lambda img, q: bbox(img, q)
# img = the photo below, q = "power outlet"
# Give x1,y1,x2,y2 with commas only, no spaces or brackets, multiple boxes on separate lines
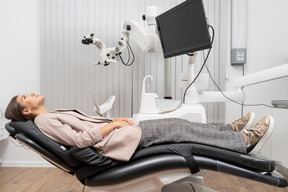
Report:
231,48,246,65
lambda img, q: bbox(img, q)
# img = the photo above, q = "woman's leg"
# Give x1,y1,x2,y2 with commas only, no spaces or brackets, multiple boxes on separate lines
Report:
138,118,247,153
190,112,255,132
183,121,231,131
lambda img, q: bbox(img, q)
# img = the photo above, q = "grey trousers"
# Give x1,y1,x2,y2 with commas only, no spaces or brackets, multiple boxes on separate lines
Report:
138,118,247,153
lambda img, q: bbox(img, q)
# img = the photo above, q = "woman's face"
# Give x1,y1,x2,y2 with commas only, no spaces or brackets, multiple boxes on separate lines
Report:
16,93,45,112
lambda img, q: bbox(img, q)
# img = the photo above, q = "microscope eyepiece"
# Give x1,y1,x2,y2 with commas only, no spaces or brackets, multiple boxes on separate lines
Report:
82,38,93,45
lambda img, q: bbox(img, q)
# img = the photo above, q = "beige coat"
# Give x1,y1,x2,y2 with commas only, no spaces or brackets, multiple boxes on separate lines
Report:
34,109,142,161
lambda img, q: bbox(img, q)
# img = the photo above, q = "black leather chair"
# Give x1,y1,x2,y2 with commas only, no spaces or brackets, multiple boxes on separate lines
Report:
5,120,288,192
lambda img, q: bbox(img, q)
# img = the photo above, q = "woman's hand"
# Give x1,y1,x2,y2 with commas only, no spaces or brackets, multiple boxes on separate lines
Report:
100,118,135,138
113,118,135,126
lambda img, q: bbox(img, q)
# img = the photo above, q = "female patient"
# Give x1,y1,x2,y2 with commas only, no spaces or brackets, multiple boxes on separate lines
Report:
5,93,274,161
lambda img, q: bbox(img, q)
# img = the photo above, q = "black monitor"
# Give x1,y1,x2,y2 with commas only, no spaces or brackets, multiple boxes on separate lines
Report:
156,0,211,58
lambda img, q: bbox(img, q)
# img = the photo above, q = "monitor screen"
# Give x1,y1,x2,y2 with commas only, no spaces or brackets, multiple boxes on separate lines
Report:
156,0,211,58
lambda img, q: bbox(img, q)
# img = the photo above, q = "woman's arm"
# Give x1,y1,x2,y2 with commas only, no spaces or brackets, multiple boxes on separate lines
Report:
35,114,128,148
35,114,134,148
100,120,131,137
113,118,135,126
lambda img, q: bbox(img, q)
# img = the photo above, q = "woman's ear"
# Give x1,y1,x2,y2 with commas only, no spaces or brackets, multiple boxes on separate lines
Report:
22,108,32,116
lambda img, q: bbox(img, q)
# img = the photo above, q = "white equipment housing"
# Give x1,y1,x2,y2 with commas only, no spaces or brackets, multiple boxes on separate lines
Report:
82,6,162,66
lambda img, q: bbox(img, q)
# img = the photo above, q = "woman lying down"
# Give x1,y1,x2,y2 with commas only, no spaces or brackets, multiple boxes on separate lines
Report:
5,93,274,161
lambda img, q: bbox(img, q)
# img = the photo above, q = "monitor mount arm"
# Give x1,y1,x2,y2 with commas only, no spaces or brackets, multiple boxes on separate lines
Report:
81,6,162,66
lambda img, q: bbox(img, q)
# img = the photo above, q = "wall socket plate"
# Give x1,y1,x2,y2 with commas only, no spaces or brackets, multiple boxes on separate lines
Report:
231,48,246,65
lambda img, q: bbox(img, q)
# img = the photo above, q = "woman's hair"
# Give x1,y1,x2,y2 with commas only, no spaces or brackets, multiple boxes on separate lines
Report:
5,96,30,121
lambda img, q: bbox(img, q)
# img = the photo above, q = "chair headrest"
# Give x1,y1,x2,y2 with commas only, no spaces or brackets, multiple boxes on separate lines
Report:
5,122,19,139
6,120,81,167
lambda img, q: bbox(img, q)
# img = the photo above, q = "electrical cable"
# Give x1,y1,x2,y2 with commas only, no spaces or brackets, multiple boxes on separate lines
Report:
241,64,245,117
182,25,215,103
183,25,284,112
82,185,86,192
119,42,135,66
202,53,285,111
119,44,131,65
189,183,196,192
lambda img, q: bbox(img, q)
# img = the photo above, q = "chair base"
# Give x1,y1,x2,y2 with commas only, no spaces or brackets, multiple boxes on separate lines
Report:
89,169,216,192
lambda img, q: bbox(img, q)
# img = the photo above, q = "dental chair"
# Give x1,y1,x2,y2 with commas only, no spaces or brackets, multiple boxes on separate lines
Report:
5,120,288,192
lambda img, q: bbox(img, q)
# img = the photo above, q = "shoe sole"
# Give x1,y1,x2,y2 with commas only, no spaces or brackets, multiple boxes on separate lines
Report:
243,112,255,130
248,115,274,156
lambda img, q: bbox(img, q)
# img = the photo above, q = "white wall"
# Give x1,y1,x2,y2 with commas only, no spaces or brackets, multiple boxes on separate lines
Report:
225,0,288,157
0,0,51,166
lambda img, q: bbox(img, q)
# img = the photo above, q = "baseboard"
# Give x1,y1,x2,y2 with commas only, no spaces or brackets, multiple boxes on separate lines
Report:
0,161,54,167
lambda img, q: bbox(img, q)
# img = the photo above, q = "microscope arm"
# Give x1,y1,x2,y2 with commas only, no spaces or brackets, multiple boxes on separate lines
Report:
81,6,162,66
120,19,158,53
81,34,118,66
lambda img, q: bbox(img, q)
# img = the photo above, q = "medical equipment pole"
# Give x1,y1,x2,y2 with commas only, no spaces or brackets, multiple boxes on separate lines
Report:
188,54,197,91
183,53,198,104
164,58,172,99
